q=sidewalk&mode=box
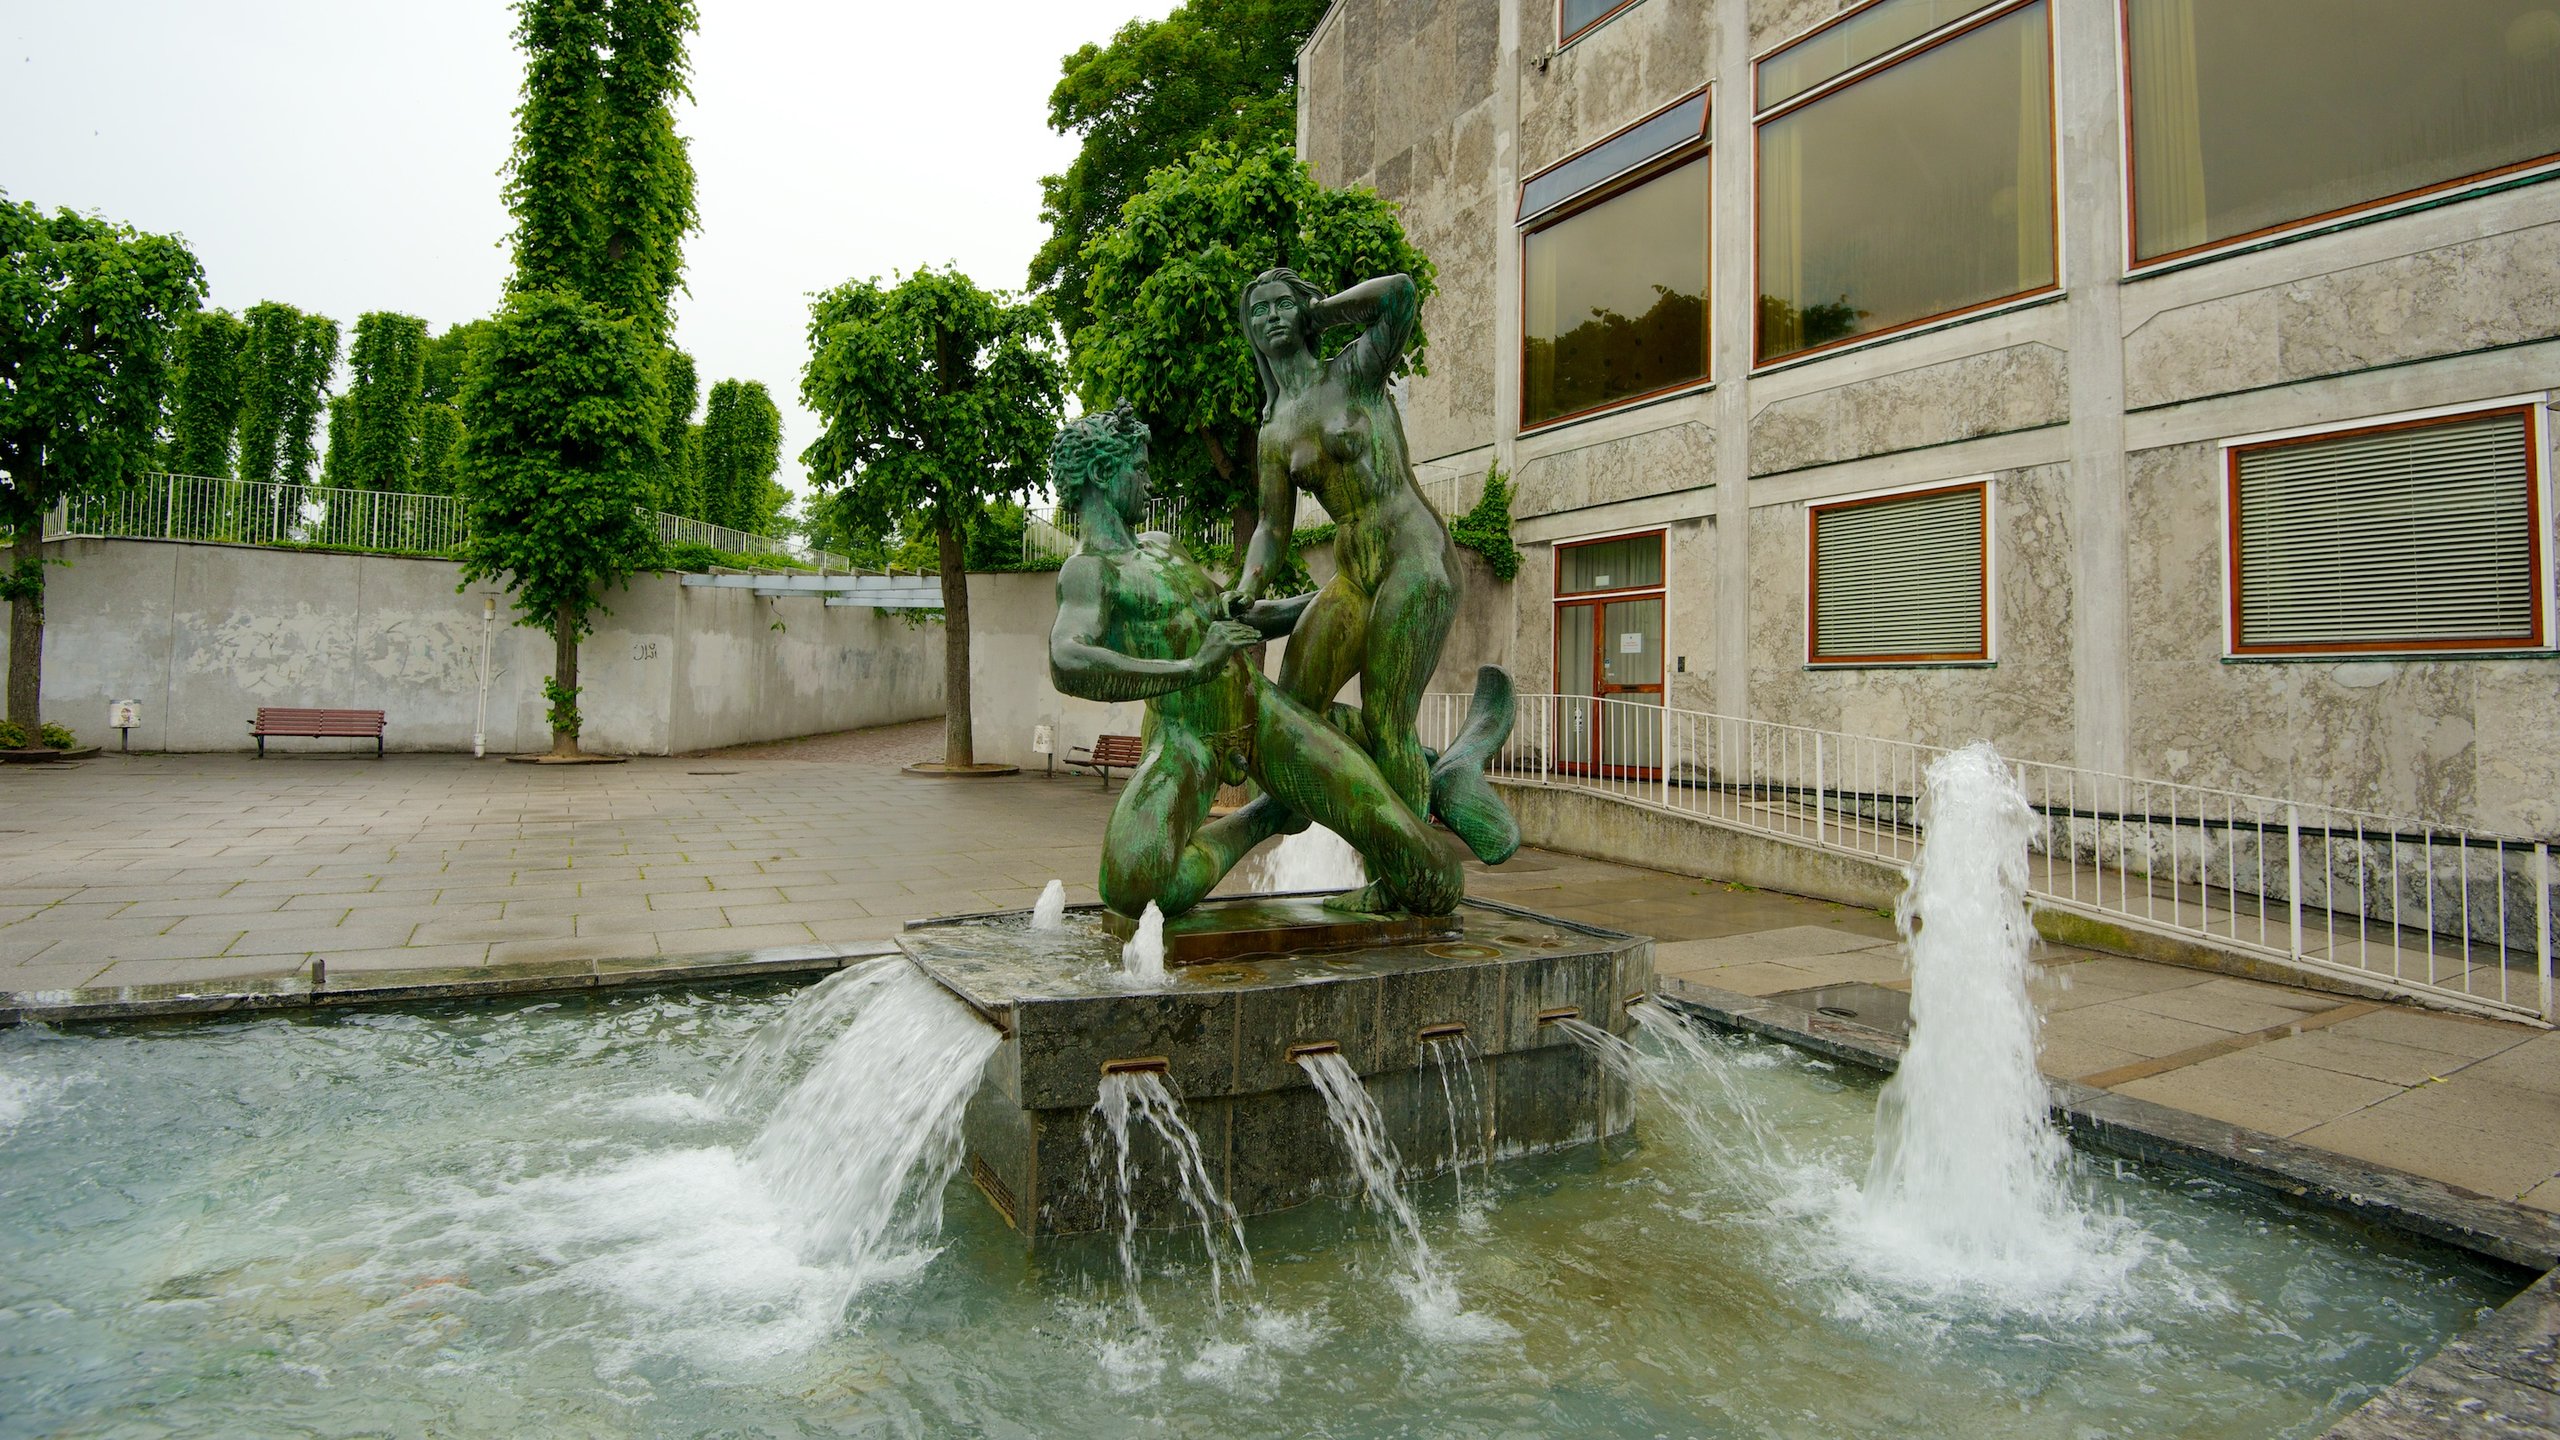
[4,728,2556,1215]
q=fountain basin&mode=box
[897,896,1652,1242]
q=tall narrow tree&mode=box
[0,195,205,733]
[803,268,1064,771]
[466,0,699,759]
[414,320,485,496]
[341,311,429,491]
[656,347,700,516]
[697,378,782,535]
[235,301,340,487]
[166,308,250,479]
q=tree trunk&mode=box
[551,600,581,758]
[938,517,974,768]
[6,527,41,734]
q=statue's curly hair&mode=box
[1049,401,1150,508]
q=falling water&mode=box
[1559,1005,1793,1191]
[1031,880,1068,931]
[1242,825,1365,893]
[1120,902,1166,983]
[1419,1034,1490,1207]
[1295,1052,1508,1342]
[1087,1071,1254,1321]
[713,958,1002,1306]
[1853,741,2138,1303]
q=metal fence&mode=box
[39,472,848,571]
[1022,497,1235,565]
[1421,691,2555,1023]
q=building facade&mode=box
[1295,0,2560,838]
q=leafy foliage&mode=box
[37,721,75,749]
[801,267,1064,767]
[454,289,666,644]
[655,347,701,515]
[698,377,784,533]
[341,311,430,490]
[0,193,205,727]
[234,301,339,486]
[652,539,812,574]
[504,0,699,346]
[414,320,486,495]
[1031,0,1329,340]
[1074,139,1434,541]
[167,308,250,477]
[1448,464,1519,582]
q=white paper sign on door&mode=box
[1619,632,1643,654]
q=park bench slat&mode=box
[1067,733,1143,791]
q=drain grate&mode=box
[1772,982,1912,1034]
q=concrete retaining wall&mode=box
[0,538,943,755]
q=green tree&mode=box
[414,320,486,496]
[234,301,340,487]
[341,311,429,490]
[0,196,205,731]
[473,0,699,758]
[1032,0,1328,341]
[455,291,665,756]
[1075,139,1433,559]
[698,377,783,534]
[166,308,250,478]
[802,268,1064,770]
[321,395,357,488]
[655,347,700,516]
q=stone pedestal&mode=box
[897,896,1653,1245]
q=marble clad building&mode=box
[1291,0,2560,838]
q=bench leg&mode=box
[376,735,384,759]
[255,736,264,759]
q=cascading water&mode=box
[1560,1005,1793,1191]
[1295,1051,1508,1342]
[1419,1034,1490,1208]
[715,958,1002,1306]
[1847,741,2145,1306]
[1087,1071,1253,1321]
[1031,879,1068,931]
[1241,825,1365,893]
[1120,902,1166,983]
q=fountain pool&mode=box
[0,981,2517,1439]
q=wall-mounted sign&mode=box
[1619,632,1643,654]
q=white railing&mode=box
[1022,498,1234,565]
[1422,691,2556,1024]
[39,472,848,572]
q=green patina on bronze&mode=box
[1049,270,1518,921]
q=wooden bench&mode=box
[249,707,387,758]
[1066,733,1142,791]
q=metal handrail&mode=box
[1422,690,2555,1023]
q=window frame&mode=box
[1516,87,1715,435]
[1805,478,1997,666]
[1750,0,2061,369]
[1554,527,1670,600]
[2115,0,2560,274]
[2219,397,2555,659]
[1559,0,1646,50]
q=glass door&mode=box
[1551,530,1668,780]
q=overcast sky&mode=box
[0,0,1179,499]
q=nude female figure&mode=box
[1225,269,1457,824]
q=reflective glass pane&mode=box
[1558,533,1665,595]
[1524,158,1711,425]
[1520,92,1707,222]
[1600,598,1664,687]
[1561,0,1628,41]
[1756,2,2054,362]
[1758,0,1991,109]
[2128,0,2560,261]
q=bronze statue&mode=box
[1226,269,1518,901]
[1047,405,1465,918]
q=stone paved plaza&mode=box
[4,723,2557,1216]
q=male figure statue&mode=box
[1047,404,1464,919]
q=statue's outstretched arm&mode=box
[1233,441,1294,606]
[1050,556,1252,703]
[1240,591,1314,639]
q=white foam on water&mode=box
[1031,879,1068,931]
[1241,825,1364,893]
[1119,902,1166,985]
[0,1069,45,1136]
[607,1091,724,1125]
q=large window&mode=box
[1755,0,2054,363]
[1808,482,1990,664]
[1521,93,1711,429]
[2226,406,2547,656]
[1560,0,1640,46]
[2127,0,2560,265]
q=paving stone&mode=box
[2115,1050,2402,1138]
[2259,1031,2486,1087]
[2040,1000,2232,1060]
[2117,981,2339,1034]
[2297,1085,2560,1202]
[2328,1007,2540,1061]
[2454,1035,2560,1098]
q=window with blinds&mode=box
[1809,482,1990,663]
[2229,408,2546,654]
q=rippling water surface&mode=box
[0,984,2515,1439]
